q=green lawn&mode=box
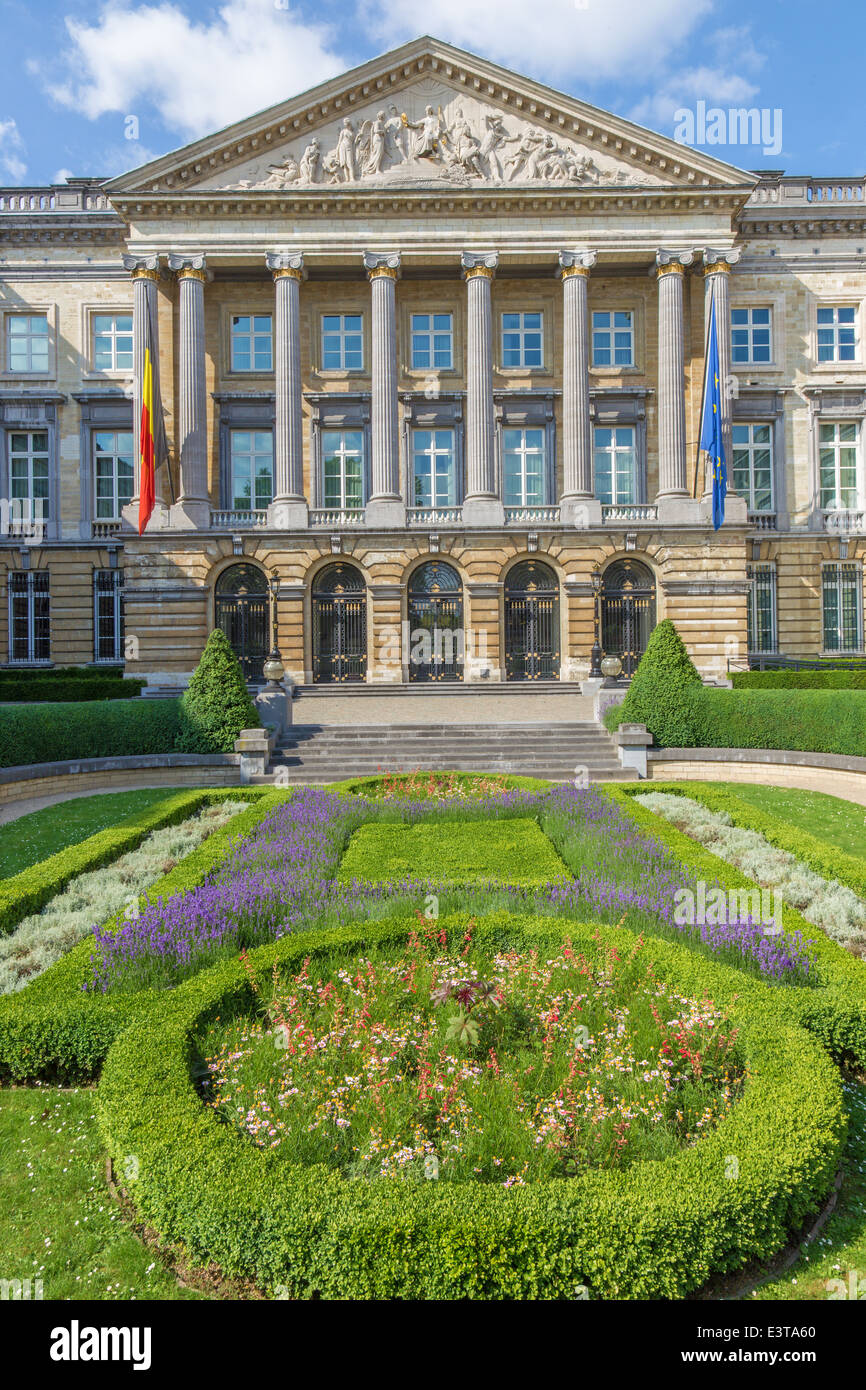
[708,783,866,862]
[0,789,184,880]
[338,817,570,887]
[752,1079,866,1301]
[0,1086,203,1300]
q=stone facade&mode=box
[0,39,864,688]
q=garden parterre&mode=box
[3,773,866,1299]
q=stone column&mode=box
[266,251,307,528]
[363,251,404,528]
[121,254,167,530]
[558,250,601,526]
[702,248,742,509]
[461,251,503,526]
[654,249,695,519]
[167,252,210,529]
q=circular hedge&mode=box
[96,913,846,1300]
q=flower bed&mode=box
[204,926,742,1183]
[96,913,845,1300]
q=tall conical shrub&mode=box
[175,628,260,753]
[611,619,703,746]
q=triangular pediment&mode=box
[106,36,755,199]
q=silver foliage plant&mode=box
[0,800,248,994]
[634,792,866,955]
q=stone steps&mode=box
[267,721,635,783]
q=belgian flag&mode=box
[138,297,170,534]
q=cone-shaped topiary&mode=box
[611,619,703,746]
[175,628,260,754]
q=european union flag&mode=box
[700,291,726,530]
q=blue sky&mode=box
[0,0,862,186]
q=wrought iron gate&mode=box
[407,561,464,682]
[214,563,269,681]
[504,560,560,681]
[600,558,656,676]
[312,563,367,683]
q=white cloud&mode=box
[629,66,760,133]
[0,119,27,182]
[35,0,345,139]
[364,0,715,83]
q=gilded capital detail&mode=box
[364,251,401,280]
[122,254,160,281]
[558,250,597,278]
[702,247,741,276]
[266,251,305,281]
[461,251,499,280]
[167,253,208,281]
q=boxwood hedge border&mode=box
[95,912,846,1301]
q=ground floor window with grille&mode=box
[8,570,49,663]
[93,569,123,662]
[747,562,777,654]
[822,562,863,652]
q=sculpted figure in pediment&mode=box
[505,128,547,181]
[334,117,357,182]
[385,104,408,163]
[404,104,446,160]
[479,114,516,180]
[298,138,321,185]
[445,108,485,177]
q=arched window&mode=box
[504,560,559,681]
[601,558,656,676]
[214,564,269,680]
[407,561,463,682]
[312,563,367,683]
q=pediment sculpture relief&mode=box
[221,94,660,191]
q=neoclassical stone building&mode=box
[0,36,864,689]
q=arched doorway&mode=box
[601,558,657,676]
[312,562,367,683]
[407,561,463,682]
[504,559,560,681]
[214,563,269,681]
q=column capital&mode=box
[461,251,499,280]
[167,252,209,282]
[655,249,695,277]
[266,250,305,280]
[122,254,160,281]
[558,250,597,278]
[702,247,741,275]
[364,251,401,280]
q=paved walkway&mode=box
[291,691,596,725]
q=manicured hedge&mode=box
[2,665,124,680]
[0,788,286,1083]
[635,781,866,900]
[338,818,569,886]
[0,677,145,703]
[0,698,183,767]
[606,688,866,758]
[732,670,866,690]
[95,913,846,1300]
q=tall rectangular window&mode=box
[747,563,777,654]
[230,314,272,372]
[321,429,364,509]
[8,431,50,519]
[731,307,772,364]
[503,427,546,506]
[412,429,456,507]
[593,426,637,505]
[6,313,49,373]
[229,429,273,511]
[732,423,774,511]
[817,306,857,363]
[92,313,133,371]
[501,312,543,368]
[321,314,363,371]
[410,314,453,370]
[94,569,124,663]
[8,570,49,663]
[592,310,634,367]
[819,421,859,509]
[822,562,863,652]
[94,430,134,519]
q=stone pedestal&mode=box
[255,684,291,736]
[234,727,270,783]
[615,722,653,778]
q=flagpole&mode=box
[692,283,715,499]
